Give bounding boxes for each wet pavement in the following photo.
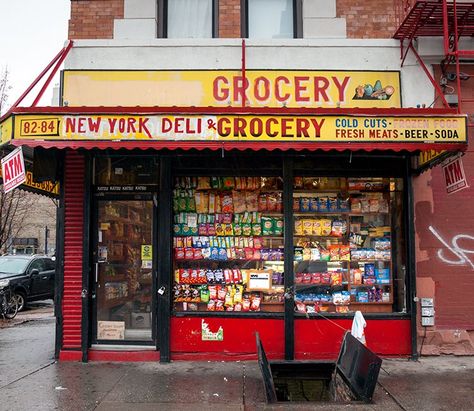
[1,312,473,410]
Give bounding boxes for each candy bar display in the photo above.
[173,176,284,313]
[293,176,394,314]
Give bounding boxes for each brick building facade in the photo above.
[2,0,471,361]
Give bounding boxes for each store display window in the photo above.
[293,176,406,315]
[172,176,285,313]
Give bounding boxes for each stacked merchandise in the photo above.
[173,176,285,312]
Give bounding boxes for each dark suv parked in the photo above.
[0,255,55,311]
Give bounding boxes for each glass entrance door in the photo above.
[94,200,154,343]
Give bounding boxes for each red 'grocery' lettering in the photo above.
[213,75,350,105]
[217,117,325,138]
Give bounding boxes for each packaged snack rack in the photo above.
[172,176,285,313]
[293,177,394,314]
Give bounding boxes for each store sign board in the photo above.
[201,320,224,341]
[1,147,26,193]
[97,321,125,340]
[13,114,468,144]
[0,116,13,145]
[0,164,60,197]
[442,156,469,194]
[141,245,152,260]
[63,70,401,108]
[418,150,446,168]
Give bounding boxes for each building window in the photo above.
[242,0,302,39]
[159,0,218,38]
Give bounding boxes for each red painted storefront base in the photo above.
[59,317,411,361]
[171,317,412,361]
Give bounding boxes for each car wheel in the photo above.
[14,292,26,311]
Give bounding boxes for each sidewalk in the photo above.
[0,354,473,410]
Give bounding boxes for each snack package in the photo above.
[351,269,363,285]
[300,197,311,212]
[267,193,279,212]
[221,193,234,213]
[328,197,338,212]
[320,249,330,261]
[252,223,262,236]
[365,263,376,276]
[245,192,259,211]
[311,219,322,236]
[197,177,211,190]
[250,295,261,311]
[294,219,304,235]
[339,245,351,261]
[320,219,332,236]
[293,198,300,211]
[293,177,304,189]
[273,218,283,236]
[303,219,313,235]
[312,272,321,284]
[331,272,343,286]
[233,191,247,214]
[258,194,268,212]
[262,217,274,236]
[222,177,235,190]
[321,272,331,285]
[318,197,329,212]
[350,198,362,213]
[329,245,340,261]
[310,248,321,261]
[309,197,319,212]
[331,220,345,237]
[294,247,304,261]
[242,296,251,311]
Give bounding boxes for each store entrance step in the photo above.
[90,344,156,351]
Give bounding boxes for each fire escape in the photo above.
[393,0,474,127]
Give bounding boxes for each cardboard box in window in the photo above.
[130,312,151,329]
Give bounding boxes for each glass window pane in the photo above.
[172,176,284,313]
[97,200,153,341]
[168,0,213,38]
[94,156,158,186]
[293,177,406,315]
[248,0,293,39]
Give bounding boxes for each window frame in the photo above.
[158,0,219,38]
[241,0,303,39]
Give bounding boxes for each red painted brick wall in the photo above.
[415,65,474,332]
[337,0,397,39]
[69,0,124,39]
[219,0,241,38]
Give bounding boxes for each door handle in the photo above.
[95,263,99,283]
[42,276,48,280]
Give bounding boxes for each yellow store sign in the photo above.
[63,70,401,109]
[13,114,467,144]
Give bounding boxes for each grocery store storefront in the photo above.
[0,70,467,362]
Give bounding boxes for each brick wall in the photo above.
[69,0,124,39]
[414,65,474,353]
[219,0,241,38]
[337,0,397,39]
[68,0,404,40]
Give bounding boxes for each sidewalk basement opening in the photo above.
[257,332,382,403]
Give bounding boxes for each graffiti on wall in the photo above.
[429,226,474,269]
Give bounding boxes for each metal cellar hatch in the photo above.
[257,331,382,403]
